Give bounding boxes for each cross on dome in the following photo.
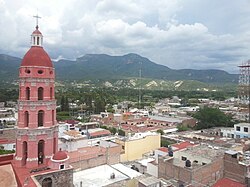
[33,13,41,29]
[31,13,43,47]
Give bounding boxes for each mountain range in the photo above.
[0,53,238,86]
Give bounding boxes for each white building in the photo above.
[234,123,250,139]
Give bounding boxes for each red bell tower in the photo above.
[15,22,58,168]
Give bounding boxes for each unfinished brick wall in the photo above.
[158,157,192,184]
[224,153,246,184]
[158,156,224,186]
[192,157,223,186]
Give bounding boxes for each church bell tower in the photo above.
[14,18,58,168]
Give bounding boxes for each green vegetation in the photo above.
[177,124,190,132]
[57,111,70,121]
[100,125,126,136]
[118,129,125,136]
[0,149,15,155]
[161,138,176,147]
[193,106,234,129]
[0,88,18,102]
[157,129,164,135]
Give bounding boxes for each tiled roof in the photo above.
[172,141,197,151]
[212,178,246,187]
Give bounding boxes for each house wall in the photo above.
[69,145,121,171]
[158,155,224,186]
[116,134,161,162]
[224,153,247,184]
[147,162,158,177]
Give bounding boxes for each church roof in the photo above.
[21,46,53,67]
[32,28,42,35]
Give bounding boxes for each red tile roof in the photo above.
[213,178,246,187]
[158,147,168,152]
[172,141,197,151]
[90,130,111,137]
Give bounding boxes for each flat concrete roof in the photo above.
[0,164,17,187]
[111,163,142,179]
[138,176,160,186]
[73,164,129,187]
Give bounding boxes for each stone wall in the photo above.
[34,167,73,187]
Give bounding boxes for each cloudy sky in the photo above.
[1,0,250,73]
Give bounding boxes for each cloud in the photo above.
[0,0,249,73]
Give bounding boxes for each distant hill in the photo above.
[0,53,238,85]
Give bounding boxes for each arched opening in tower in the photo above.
[26,87,30,100]
[24,111,29,127]
[38,110,44,127]
[50,87,53,99]
[22,141,28,166]
[38,140,45,165]
[38,87,44,100]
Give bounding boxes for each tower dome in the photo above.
[21,47,53,67]
[52,149,68,161]
[20,25,53,68]
[50,149,70,170]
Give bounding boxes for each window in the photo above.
[236,126,240,131]
[38,110,44,127]
[236,135,240,139]
[193,160,198,164]
[37,37,39,45]
[60,164,65,170]
[38,87,44,100]
[181,156,187,161]
[244,127,248,132]
[202,162,206,165]
[26,87,30,100]
[38,70,43,74]
[25,69,30,74]
[231,154,237,158]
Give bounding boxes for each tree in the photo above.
[118,129,125,136]
[110,127,117,135]
[65,97,69,111]
[157,129,164,135]
[177,124,189,132]
[193,106,233,129]
[60,96,65,111]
